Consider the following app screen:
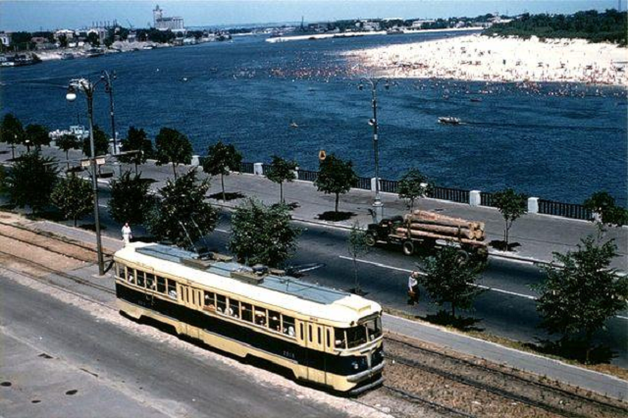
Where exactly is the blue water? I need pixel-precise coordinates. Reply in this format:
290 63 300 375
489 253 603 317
2 31 626 205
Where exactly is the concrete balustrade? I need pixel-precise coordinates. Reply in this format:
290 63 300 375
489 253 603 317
191 155 200 167
253 162 264 175
370 177 380 191
469 190 481 206
528 197 539 214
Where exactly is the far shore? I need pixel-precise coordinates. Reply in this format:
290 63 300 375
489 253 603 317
344 34 628 86
265 27 482 43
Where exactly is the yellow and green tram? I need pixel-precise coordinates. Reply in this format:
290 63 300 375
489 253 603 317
113 242 384 394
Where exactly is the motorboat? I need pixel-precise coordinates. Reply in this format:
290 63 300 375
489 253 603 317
438 116 461 125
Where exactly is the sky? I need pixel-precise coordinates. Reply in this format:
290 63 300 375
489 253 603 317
0 0 622 32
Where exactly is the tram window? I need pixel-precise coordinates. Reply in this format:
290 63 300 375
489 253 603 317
136 270 145 287
268 311 280 332
204 291 215 307
326 329 331 348
308 325 313 342
255 307 267 327
317 327 322 344
117 264 126 280
334 328 346 349
228 299 240 318
282 316 295 337
146 273 155 290
241 303 253 322
216 295 227 313
156 276 166 293
127 268 135 284
346 325 368 348
300 323 304 340
167 280 177 299
366 318 382 341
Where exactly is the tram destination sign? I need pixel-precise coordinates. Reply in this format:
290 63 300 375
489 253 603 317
81 157 106 167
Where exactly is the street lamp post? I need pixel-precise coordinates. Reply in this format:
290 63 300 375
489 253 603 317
359 77 390 223
66 78 105 276
101 70 118 154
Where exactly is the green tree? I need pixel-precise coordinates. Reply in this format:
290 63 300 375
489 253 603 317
265 155 297 204
118 126 154 174
347 221 370 294
492 188 527 246
1 113 25 159
147 169 217 248
82 125 109 157
86 32 100 47
56 133 81 170
58 34 68 48
228 199 300 267
314 154 358 213
398 168 430 210
155 127 193 179
108 171 155 226
202 140 242 201
0 166 7 195
583 191 628 227
24 123 50 151
51 174 93 226
5 151 58 214
535 235 628 363
418 246 484 317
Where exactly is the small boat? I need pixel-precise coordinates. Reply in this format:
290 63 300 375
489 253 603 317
438 117 461 125
289 121 299 128
470 98 482 103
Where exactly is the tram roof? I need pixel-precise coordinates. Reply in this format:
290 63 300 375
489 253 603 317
115 242 380 323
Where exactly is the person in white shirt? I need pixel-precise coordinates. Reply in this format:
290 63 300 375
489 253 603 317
408 271 420 305
121 222 132 246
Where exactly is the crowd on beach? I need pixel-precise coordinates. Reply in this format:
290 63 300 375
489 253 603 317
346 34 628 86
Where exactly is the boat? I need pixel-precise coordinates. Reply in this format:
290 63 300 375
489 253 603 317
49 125 89 141
470 98 482 103
438 117 461 125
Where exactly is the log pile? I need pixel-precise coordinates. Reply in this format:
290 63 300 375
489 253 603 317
396 210 485 243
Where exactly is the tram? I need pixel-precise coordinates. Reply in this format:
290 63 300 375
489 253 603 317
113 242 384 394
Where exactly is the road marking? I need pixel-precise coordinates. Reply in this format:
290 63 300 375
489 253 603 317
215 228 229 233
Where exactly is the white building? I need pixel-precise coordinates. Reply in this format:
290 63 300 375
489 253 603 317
0 32 10 47
153 4 185 32
54 29 75 40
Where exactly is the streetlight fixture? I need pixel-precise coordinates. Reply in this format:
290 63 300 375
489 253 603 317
66 78 105 276
358 77 390 223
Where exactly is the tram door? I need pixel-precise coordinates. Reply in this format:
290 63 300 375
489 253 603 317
179 284 200 339
305 322 327 385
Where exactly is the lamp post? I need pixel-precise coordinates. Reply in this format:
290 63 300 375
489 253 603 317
101 70 118 154
66 78 105 276
359 77 389 223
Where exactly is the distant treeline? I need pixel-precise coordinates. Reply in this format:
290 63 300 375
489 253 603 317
484 9 627 46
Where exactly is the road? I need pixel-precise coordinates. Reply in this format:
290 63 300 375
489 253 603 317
0 273 369 418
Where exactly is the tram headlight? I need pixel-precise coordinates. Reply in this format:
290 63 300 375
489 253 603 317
352 361 359 370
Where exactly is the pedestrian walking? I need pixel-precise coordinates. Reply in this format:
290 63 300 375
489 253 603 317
121 222 132 246
407 271 420 305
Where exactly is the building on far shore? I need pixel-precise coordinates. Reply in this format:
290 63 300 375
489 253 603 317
0 32 11 47
153 4 185 33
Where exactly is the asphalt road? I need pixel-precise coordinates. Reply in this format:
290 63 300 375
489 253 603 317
0 275 353 418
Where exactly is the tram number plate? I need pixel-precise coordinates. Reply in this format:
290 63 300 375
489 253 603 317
283 350 296 360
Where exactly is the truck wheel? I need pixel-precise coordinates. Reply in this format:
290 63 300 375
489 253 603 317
402 240 415 256
456 249 470 264
365 234 377 247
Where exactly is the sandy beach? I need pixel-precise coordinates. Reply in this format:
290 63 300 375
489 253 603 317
345 34 628 86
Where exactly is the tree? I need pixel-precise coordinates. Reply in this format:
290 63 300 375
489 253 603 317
58 34 68 48
56 133 81 170
418 246 484 317
492 188 527 246
314 154 358 213
202 141 242 201
51 174 93 226
398 168 430 210
24 123 50 151
583 191 628 227
118 126 153 174
82 125 109 157
86 32 100 47
228 199 300 267
265 155 297 204
155 127 193 179
147 169 218 248
0 113 24 159
347 221 370 294
108 171 155 226
5 151 58 214
535 235 628 363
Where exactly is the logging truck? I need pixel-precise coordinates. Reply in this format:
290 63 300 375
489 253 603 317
365 210 489 262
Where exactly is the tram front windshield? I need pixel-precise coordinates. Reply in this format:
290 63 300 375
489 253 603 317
346 317 382 348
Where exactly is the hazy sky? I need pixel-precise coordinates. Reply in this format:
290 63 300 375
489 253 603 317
1 0 622 31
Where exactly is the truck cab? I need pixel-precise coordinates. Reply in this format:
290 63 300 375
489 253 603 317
366 216 404 246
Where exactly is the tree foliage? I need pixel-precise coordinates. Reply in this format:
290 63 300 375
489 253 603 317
583 191 628 227
5 151 58 214
82 125 109 157
265 155 297 203
492 188 527 245
24 123 50 150
155 127 193 179
147 169 218 248
202 140 242 201
347 221 370 294
1 113 24 158
108 171 155 226
119 126 153 174
418 246 484 317
86 32 100 47
228 199 300 267
51 174 93 226
314 154 358 213
398 168 430 210
535 235 628 363
56 133 81 169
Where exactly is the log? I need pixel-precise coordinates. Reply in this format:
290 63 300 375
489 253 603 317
395 227 486 246
408 223 475 239
407 210 479 229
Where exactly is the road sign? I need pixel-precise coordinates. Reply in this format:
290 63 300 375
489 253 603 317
81 157 106 167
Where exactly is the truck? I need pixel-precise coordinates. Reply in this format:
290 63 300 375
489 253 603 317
365 210 489 262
